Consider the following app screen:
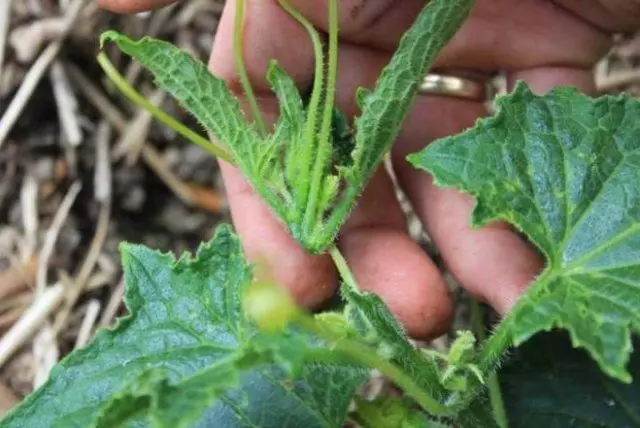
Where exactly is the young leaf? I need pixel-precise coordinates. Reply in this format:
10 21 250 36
342 286 498 426
100 31 258 164
320 0 475 246
0 225 366 428
342 286 446 401
409 82 640 382
500 332 640 428
345 0 474 185
350 396 443 428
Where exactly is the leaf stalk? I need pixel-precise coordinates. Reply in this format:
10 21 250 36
277 0 327 213
234 0 269 136
303 0 340 235
470 299 508 428
295 313 453 416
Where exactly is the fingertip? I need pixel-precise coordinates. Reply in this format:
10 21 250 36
97 0 176 14
419 186 544 317
219 163 338 309
340 228 454 340
208 0 314 92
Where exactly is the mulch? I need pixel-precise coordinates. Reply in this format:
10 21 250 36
0 0 638 418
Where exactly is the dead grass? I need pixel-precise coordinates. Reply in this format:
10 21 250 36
0 0 638 420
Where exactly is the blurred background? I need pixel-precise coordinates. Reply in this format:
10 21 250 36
0 0 638 417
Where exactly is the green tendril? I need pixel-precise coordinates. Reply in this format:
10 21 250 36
278 0 326 209
303 0 340 236
234 0 268 136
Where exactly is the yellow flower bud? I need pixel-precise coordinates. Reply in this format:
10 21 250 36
243 281 299 333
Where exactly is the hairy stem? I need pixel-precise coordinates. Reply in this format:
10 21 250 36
234 0 268 136
325 246 456 414
328 245 358 292
470 299 508 428
295 314 453 416
96 53 235 164
278 0 325 210
303 0 340 234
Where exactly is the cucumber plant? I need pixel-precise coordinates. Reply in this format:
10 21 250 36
2 0 640 427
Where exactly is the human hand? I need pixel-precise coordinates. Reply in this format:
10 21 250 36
98 0 639 339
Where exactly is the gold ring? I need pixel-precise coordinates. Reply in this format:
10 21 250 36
418 73 489 101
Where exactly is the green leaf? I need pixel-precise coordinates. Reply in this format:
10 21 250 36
331 107 355 168
314 0 476 250
91 361 239 428
500 331 640 428
342 285 496 425
100 31 258 165
267 60 305 150
456 396 502 428
1 225 366 428
342 286 445 400
408 82 640 382
346 0 474 187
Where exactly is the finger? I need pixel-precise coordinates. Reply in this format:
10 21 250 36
285 0 610 70
391 90 544 315
96 0 178 13
209 0 315 93
210 2 337 308
338 168 454 339
212 0 609 101
555 0 640 32
219 161 338 308
507 66 596 94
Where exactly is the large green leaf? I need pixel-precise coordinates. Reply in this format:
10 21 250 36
0 225 366 427
90 362 240 428
500 332 640 428
409 82 640 382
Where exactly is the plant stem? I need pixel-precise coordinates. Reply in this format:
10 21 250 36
328 245 359 293
96 53 235 164
234 0 268 136
278 0 325 210
470 299 508 428
303 0 339 234
325 246 451 413
317 184 359 248
295 314 452 416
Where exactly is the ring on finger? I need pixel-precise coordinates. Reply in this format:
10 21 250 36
418 73 490 101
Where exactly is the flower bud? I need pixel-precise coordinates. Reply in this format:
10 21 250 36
243 281 299 333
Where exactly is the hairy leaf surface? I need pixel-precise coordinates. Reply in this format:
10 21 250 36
90 362 239 428
100 31 258 164
346 0 475 188
342 286 495 425
343 287 442 396
409 82 640 382
1 226 366 427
